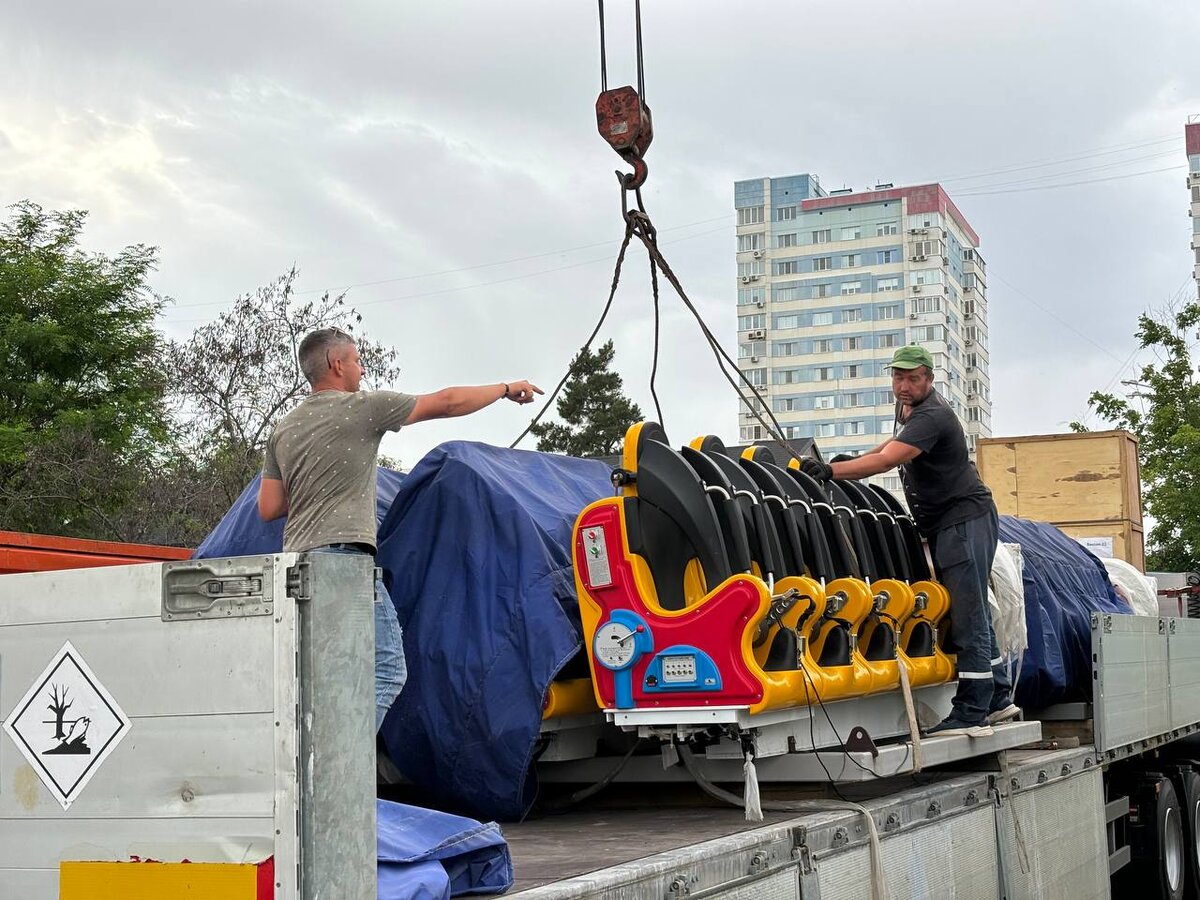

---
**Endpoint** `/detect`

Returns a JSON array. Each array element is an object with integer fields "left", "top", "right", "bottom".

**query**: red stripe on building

[
  {"left": 1187, "top": 123, "right": 1200, "bottom": 157},
  {"left": 801, "top": 183, "right": 980, "bottom": 246}
]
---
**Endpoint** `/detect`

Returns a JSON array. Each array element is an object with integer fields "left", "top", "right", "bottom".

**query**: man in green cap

[{"left": 801, "top": 344, "right": 1018, "bottom": 736}]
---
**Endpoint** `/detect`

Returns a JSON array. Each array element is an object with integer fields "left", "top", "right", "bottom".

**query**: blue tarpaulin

[
  {"left": 195, "top": 441, "right": 611, "bottom": 822},
  {"left": 998, "top": 516, "right": 1127, "bottom": 708},
  {"left": 378, "top": 799, "right": 512, "bottom": 899},
  {"left": 376, "top": 442, "right": 610, "bottom": 821}
]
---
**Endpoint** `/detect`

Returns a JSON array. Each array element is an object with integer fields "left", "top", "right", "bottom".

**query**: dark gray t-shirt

[
  {"left": 893, "top": 389, "right": 994, "bottom": 536},
  {"left": 263, "top": 390, "right": 416, "bottom": 552}
]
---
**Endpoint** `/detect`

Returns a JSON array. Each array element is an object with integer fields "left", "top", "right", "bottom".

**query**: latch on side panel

[{"left": 161, "top": 557, "right": 275, "bottom": 620}]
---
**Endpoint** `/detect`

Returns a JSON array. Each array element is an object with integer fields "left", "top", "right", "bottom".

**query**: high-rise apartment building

[
  {"left": 734, "top": 175, "right": 990, "bottom": 493},
  {"left": 1187, "top": 119, "right": 1200, "bottom": 297}
]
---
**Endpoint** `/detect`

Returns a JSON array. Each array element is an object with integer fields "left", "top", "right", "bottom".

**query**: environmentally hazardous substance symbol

[{"left": 2, "top": 641, "right": 131, "bottom": 810}]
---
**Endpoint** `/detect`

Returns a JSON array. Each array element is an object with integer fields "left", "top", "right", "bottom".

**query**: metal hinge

[{"left": 287, "top": 561, "right": 312, "bottom": 602}]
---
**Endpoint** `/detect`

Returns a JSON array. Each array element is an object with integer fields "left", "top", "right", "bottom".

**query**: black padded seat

[
  {"left": 680, "top": 447, "right": 754, "bottom": 575},
  {"left": 756, "top": 456, "right": 837, "bottom": 582},
  {"left": 847, "top": 483, "right": 912, "bottom": 582},
  {"left": 738, "top": 455, "right": 808, "bottom": 579},
  {"left": 869, "top": 485, "right": 931, "bottom": 581},
  {"left": 623, "top": 423, "right": 731, "bottom": 610},
  {"left": 784, "top": 468, "right": 861, "bottom": 580},
  {"left": 694, "top": 436, "right": 787, "bottom": 583},
  {"left": 827, "top": 482, "right": 878, "bottom": 582},
  {"left": 838, "top": 481, "right": 900, "bottom": 581}
]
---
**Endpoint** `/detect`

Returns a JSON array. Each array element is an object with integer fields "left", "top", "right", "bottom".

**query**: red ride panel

[{"left": 576, "top": 503, "right": 764, "bottom": 709}]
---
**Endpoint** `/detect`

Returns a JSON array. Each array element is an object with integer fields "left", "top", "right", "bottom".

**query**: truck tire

[
  {"left": 1116, "top": 775, "right": 1186, "bottom": 900},
  {"left": 1172, "top": 768, "right": 1200, "bottom": 897}
]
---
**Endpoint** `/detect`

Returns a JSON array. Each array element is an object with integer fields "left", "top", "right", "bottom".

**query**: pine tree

[{"left": 530, "top": 340, "right": 643, "bottom": 458}]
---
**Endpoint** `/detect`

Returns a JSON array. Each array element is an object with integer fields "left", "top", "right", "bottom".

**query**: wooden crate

[
  {"left": 977, "top": 430, "right": 1141, "bottom": 525},
  {"left": 1055, "top": 520, "right": 1145, "bottom": 570}
]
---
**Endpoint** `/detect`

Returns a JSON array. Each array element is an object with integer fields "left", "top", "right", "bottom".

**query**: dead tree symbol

[{"left": 47, "top": 684, "right": 73, "bottom": 741}]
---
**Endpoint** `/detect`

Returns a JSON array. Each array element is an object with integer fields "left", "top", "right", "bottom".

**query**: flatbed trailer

[{"left": 2, "top": 555, "right": 1198, "bottom": 899}]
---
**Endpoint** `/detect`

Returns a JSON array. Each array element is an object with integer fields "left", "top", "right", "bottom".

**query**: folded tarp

[
  {"left": 378, "top": 799, "right": 512, "bottom": 899},
  {"left": 377, "top": 442, "right": 611, "bottom": 821},
  {"left": 997, "top": 516, "right": 1127, "bottom": 708},
  {"left": 192, "top": 468, "right": 408, "bottom": 558}
]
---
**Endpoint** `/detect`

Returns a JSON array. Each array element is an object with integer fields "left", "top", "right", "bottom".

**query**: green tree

[
  {"left": 1072, "top": 300, "right": 1200, "bottom": 571},
  {"left": 0, "top": 202, "right": 169, "bottom": 537},
  {"left": 530, "top": 340, "right": 643, "bottom": 457},
  {"left": 167, "top": 267, "right": 403, "bottom": 508}
]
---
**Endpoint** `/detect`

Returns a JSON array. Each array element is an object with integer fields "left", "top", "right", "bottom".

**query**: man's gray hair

[{"left": 298, "top": 328, "right": 355, "bottom": 385}]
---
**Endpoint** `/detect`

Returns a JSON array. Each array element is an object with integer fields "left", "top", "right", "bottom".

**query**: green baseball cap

[{"left": 888, "top": 345, "right": 935, "bottom": 370}]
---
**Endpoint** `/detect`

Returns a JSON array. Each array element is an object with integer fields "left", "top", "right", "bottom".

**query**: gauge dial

[{"left": 594, "top": 621, "right": 637, "bottom": 670}]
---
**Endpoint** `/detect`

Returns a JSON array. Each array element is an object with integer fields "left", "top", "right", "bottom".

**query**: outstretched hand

[{"left": 504, "top": 380, "right": 543, "bottom": 404}]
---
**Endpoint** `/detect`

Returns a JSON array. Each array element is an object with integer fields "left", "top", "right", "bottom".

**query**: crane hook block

[{"left": 596, "top": 86, "right": 653, "bottom": 190}]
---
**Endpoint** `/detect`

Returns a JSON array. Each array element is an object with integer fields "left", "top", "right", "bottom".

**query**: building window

[
  {"left": 876, "top": 249, "right": 898, "bottom": 264},
  {"left": 915, "top": 325, "right": 945, "bottom": 342},
  {"left": 738, "top": 206, "right": 765, "bottom": 226},
  {"left": 843, "top": 308, "right": 863, "bottom": 323},
  {"left": 776, "top": 341, "right": 799, "bottom": 356},
  {"left": 813, "top": 282, "right": 832, "bottom": 298},
  {"left": 963, "top": 298, "right": 976, "bottom": 317},
  {"left": 811, "top": 312, "right": 834, "bottom": 326},
  {"left": 738, "top": 341, "right": 766, "bottom": 359},
  {"left": 878, "top": 305, "right": 901, "bottom": 320},
  {"left": 737, "top": 260, "right": 764, "bottom": 277},
  {"left": 775, "top": 205, "right": 797, "bottom": 221},
  {"left": 744, "top": 367, "right": 767, "bottom": 385},
  {"left": 845, "top": 421, "right": 866, "bottom": 435},
  {"left": 814, "top": 339, "right": 833, "bottom": 353},
  {"left": 774, "top": 397, "right": 797, "bottom": 412},
  {"left": 813, "top": 256, "right": 833, "bottom": 271},
  {"left": 877, "top": 276, "right": 901, "bottom": 292},
  {"left": 966, "top": 406, "right": 982, "bottom": 423},
  {"left": 877, "top": 222, "right": 899, "bottom": 236},
  {"left": 910, "top": 239, "right": 942, "bottom": 258},
  {"left": 965, "top": 352, "right": 978, "bottom": 369},
  {"left": 775, "top": 260, "right": 800, "bottom": 275},
  {"left": 845, "top": 364, "right": 862, "bottom": 378},
  {"left": 879, "top": 333, "right": 898, "bottom": 348},
  {"left": 815, "top": 395, "right": 835, "bottom": 410},
  {"left": 741, "top": 425, "right": 764, "bottom": 441},
  {"left": 816, "top": 367, "right": 834, "bottom": 381},
  {"left": 812, "top": 229, "right": 832, "bottom": 244},
  {"left": 777, "top": 232, "right": 798, "bottom": 248},
  {"left": 737, "top": 288, "right": 765, "bottom": 306},
  {"left": 845, "top": 393, "right": 863, "bottom": 408},
  {"left": 841, "top": 281, "right": 862, "bottom": 295},
  {"left": 844, "top": 253, "right": 861, "bottom": 268},
  {"left": 912, "top": 296, "right": 942, "bottom": 314},
  {"left": 816, "top": 423, "right": 836, "bottom": 438},
  {"left": 912, "top": 268, "right": 945, "bottom": 286},
  {"left": 964, "top": 325, "right": 979, "bottom": 342},
  {"left": 841, "top": 226, "right": 862, "bottom": 241},
  {"left": 846, "top": 336, "right": 863, "bottom": 351},
  {"left": 778, "top": 369, "right": 801, "bottom": 384},
  {"left": 738, "top": 232, "right": 764, "bottom": 252},
  {"left": 737, "top": 314, "right": 766, "bottom": 330},
  {"left": 776, "top": 314, "right": 800, "bottom": 329},
  {"left": 880, "top": 389, "right": 895, "bottom": 405}
]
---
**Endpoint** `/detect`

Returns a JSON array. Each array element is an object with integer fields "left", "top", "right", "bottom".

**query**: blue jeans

[
  {"left": 931, "top": 509, "right": 1012, "bottom": 722},
  {"left": 311, "top": 545, "right": 407, "bottom": 731}
]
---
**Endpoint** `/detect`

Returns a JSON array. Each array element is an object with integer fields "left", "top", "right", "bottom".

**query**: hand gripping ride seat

[{"left": 573, "top": 423, "right": 814, "bottom": 714}]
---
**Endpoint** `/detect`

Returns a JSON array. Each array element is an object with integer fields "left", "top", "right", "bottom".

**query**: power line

[
  {"left": 933, "top": 134, "right": 1183, "bottom": 185},
  {"left": 955, "top": 164, "right": 1186, "bottom": 197},
  {"left": 942, "top": 148, "right": 1180, "bottom": 193},
  {"left": 991, "top": 272, "right": 1125, "bottom": 365}
]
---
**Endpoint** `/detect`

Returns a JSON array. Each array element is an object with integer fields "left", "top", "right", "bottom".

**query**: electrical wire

[
  {"left": 954, "top": 163, "right": 1186, "bottom": 197},
  {"left": 933, "top": 133, "right": 1183, "bottom": 184}
]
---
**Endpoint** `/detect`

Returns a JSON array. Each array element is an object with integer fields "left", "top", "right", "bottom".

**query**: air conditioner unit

[
  {"left": 965, "top": 339, "right": 974, "bottom": 346},
  {"left": 917, "top": 255, "right": 927, "bottom": 261},
  {"left": 750, "top": 356, "right": 760, "bottom": 363},
  {"left": 909, "top": 313, "right": 919, "bottom": 319},
  {"left": 967, "top": 392, "right": 977, "bottom": 399},
  {"left": 755, "top": 299, "right": 766, "bottom": 308},
  {"left": 748, "top": 329, "right": 766, "bottom": 341},
  {"left": 964, "top": 312, "right": 973, "bottom": 319},
  {"left": 752, "top": 249, "right": 765, "bottom": 258},
  {"left": 749, "top": 274, "right": 760, "bottom": 282},
  {"left": 942, "top": 256, "right": 950, "bottom": 265},
  {"left": 966, "top": 365, "right": 976, "bottom": 372},
  {"left": 741, "top": 276, "right": 752, "bottom": 284},
  {"left": 908, "top": 228, "right": 920, "bottom": 235},
  {"left": 912, "top": 285, "right": 922, "bottom": 293}
]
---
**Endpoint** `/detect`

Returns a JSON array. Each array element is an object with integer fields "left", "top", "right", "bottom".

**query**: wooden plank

[{"left": 1012, "top": 434, "right": 1127, "bottom": 523}]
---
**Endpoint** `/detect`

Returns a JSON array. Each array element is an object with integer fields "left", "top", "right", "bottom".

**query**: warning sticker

[{"left": 2, "top": 641, "right": 131, "bottom": 810}]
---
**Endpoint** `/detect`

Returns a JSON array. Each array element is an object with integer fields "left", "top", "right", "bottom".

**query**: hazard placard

[{"left": 2, "top": 641, "right": 132, "bottom": 810}]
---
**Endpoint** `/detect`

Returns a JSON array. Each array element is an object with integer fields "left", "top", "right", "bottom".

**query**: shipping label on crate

[
  {"left": 1076, "top": 536, "right": 1115, "bottom": 558},
  {"left": 2, "top": 641, "right": 131, "bottom": 810}
]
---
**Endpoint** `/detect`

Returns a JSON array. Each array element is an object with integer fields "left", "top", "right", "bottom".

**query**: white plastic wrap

[
  {"left": 988, "top": 542, "right": 1028, "bottom": 660},
  {"left": 1100, "top": 556, "right": 1159, "bottom": 617}
]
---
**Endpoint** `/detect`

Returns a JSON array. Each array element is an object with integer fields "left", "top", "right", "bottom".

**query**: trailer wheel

[
  {"left": 1157, "top": 778, "right": 1186, "bottom": 900},
  {"left": 1173, "top": 769, "right": 1200, "bottom": 896}
]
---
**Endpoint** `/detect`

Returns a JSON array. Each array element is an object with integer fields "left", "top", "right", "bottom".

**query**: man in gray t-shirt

[{"left": 258, "top": 327, "right": 541, "bottom": 731}]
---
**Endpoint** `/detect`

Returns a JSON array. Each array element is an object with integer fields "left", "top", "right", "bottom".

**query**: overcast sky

[{"left": 4, "top": 0, "right": 1199, "bottom": 467}]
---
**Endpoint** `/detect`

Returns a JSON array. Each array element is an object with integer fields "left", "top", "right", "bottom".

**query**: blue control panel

[{"left": 642, "top": 645, "right": 722, "bottom": 694}]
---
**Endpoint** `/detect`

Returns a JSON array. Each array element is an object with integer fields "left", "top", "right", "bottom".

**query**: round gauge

[{"left": 594, "top": 621, "right": 637, "bottom": 670}]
